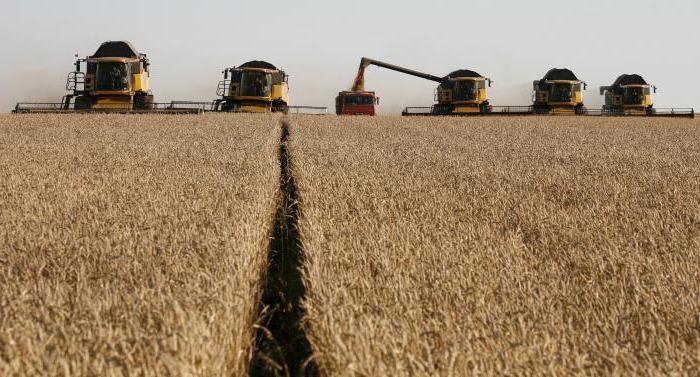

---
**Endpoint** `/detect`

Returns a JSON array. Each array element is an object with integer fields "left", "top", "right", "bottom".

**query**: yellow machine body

[
  {"left": 85, "top": 57, "right": 150, "bottom": 96},
  {"left": 218, "top": 62, "right": 289, "bottom": 113},
  {"left": 535, "top": 81, "right": 584, "bottom": 106},
  {"left": 437, "top": 77, "right": 490, "bottom": 113},
  {"left": 601, "top": 75, "right": 656, "bottom": 115},
  {"left": 533, "top": 69, "right": 586, "bottom": 115},
  {"left": 606, "top": 85, "right": 653, "bottom": 114},
  {"left": 61, "top": 41, "right": 155, "bottom": 111},
  {"left": 93, "top": 96, "right": 133, "bottom": 109}
]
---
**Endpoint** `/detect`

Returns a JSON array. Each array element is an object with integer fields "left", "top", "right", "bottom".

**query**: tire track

[{"left": 249, "top": 119, "right": 318, "bottom": 377}]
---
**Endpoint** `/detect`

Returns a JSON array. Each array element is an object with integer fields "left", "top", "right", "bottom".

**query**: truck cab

[{"left": 336, "top": 91, "right": 378, "bottom": 115}]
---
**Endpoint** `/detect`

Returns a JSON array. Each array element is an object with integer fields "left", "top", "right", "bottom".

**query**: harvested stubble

[
  {"left": 289, "top": 115, "right": 700, "bottom": 376},
  {"left": 0, "top": 114, "right": 281, "bottom": 376}
]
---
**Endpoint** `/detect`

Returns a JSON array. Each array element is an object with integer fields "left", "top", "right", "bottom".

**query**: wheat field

[
  {"left": 1, "top": 113, "right": 699, "bottom": 376},
  {"left": 289, "top": 115, "right": 700, "bottom": 376},
  {"left": 0, "top": 114, "right": 280, "bottom": 376}
]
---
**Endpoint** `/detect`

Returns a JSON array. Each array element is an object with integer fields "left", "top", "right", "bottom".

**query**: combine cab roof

[
  {"left": 91, "top": 41, "right": 140, "bottom": 59},
  {"left": 611, "top": 74, "right": 648, "bottom": 87},
  {"left": 239, "top": 61, "right": 278, "bottom": 70},
  {"left": 445, "top": 69, "right": 484, "bottom": 79},
  {"left": 542, "top": 68, "right": 579, "bottom": 81}
]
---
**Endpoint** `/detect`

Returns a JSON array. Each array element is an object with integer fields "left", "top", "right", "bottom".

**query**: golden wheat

[
  {"left": 0, "top": 114, "right": 280, "bottom": 376},
  {"left": 289, "top": 115, "right": 700, "bottom": 376}
]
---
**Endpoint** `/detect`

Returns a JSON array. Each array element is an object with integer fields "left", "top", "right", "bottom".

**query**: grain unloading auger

[
  {"left": 354, "top": 57, "right": 507, "bottom": 116},
  {"left": 12, "top": 41, "right": 201, "bottom": 115}
]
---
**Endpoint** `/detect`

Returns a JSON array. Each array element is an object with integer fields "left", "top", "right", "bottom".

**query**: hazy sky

[{"left": 1, "top": 0, "right": 697, "bottom": 114}]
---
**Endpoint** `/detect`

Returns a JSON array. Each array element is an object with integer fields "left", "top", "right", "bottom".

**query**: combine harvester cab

[
  {"left": 13, "top": 41, "right": 200, "bottom": 114},
  {"left": 598, "top": 74, "right": 694, "bottom": 118},
  {"left": 532, "top": 68, "right": 587, "bottom": 115},
  {"left": 336, "top": 91, "right": 378, "bottom": 115}
]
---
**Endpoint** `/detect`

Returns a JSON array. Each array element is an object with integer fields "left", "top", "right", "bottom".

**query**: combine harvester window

[
  {"left": 624, "top": 87, "right": 646, "bottom": 105},
  {"left": 96, "top": 63, "right": 130, "bottom": 91},
  {"left": 241, "top": 72, "right": 272, "bottom": 97},
  {"left": 453, "top": 81, "right": 479, "bottom": 101},
  {"left": 550, "top": 83, "right": 573, "bottom": 102}
]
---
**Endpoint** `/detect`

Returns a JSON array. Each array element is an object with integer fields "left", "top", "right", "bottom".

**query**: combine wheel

[
  {"left": 272, "top": 102, "right": 289, "bottom": 113},
  {"left": 431, "top": 104, "right": 453, "bottom": 115},
  {"left": 532, "top": 105, "right": 549, "bottom": 115},
  {"left": 480, "top": 102, "right": 492, "bottom": 114},
  {"left": 74, "top": 96, "right": 93, "bottom": 110},
  {"left": 221, "top": 101, "right": 239, "bottom": 112},
  {"left": 134, "top": 95, "right": 155, "bottom": 110}
]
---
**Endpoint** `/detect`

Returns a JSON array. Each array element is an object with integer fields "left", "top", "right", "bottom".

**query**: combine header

[{"left": 13, "top": 41, "right": 200, "bottom": 114}]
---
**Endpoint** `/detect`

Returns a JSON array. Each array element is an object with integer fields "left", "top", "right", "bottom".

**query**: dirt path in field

[{"left": 249, "top": 120, "right": 318, "bottom": 377}]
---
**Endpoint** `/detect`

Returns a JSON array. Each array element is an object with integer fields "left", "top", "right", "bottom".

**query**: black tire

[
  {"left": 134, "top": 94, "right": 154, "bottom": 110},
  {"left": 532, "top": 105, "right": 548, "bottom": 115},
  {"left": 272, "top": 102, "right": 288, "bottom": 113},
  {"left": 221, "top": 101, "right": 238, "bottom": 112},
  {"left": 431, "top": 104, "right": 453, "bottom": 115},
  {"left": 480, "top": 102, "right": 492, "bottom": 114},
  {"left": 74, "top": 96, "right": 93, "bottom": 110}
]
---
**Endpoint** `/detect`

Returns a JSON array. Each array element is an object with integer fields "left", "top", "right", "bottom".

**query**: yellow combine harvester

[
  {"left": 214, "top": 61, "right": 289, "bottom": 113},
  {"left": 13, "top": 41, "right": 199, "bottom": 114},
  {"left": 532, "top": 68, "right": 587, "bottom": 115},
  {"left": 600, "top": 74, "right": 655, "bottom": 115}
]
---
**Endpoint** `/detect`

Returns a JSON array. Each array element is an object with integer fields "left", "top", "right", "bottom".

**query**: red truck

[{"left": 335, "top": 91, "right": 378, "bottom": 115}]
